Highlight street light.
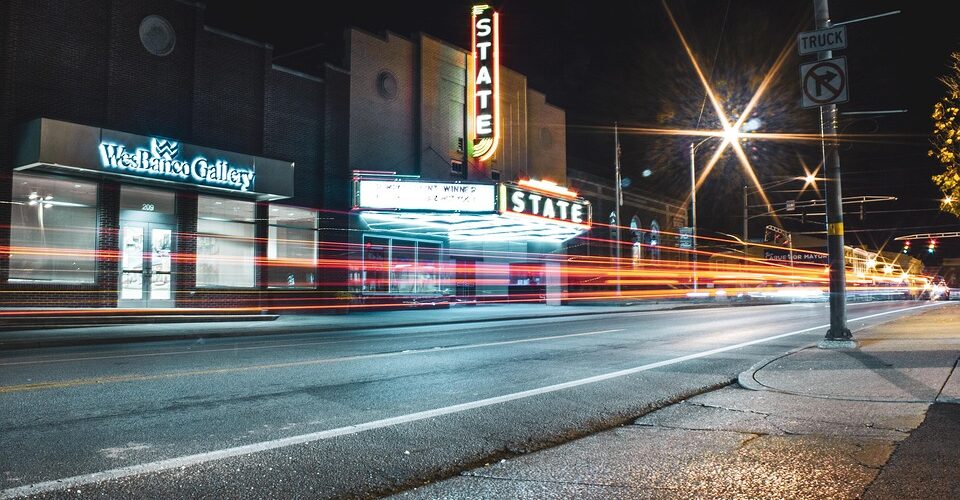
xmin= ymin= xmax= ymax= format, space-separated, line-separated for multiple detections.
xmin=614 ymin=123 xmax=622 ymax=297
xmin=689 ymin=138 xmax=713 ymax=291
xmin=689 ymin=132 xmax=739 ymax=290
xmin=688 ymin=115 xmax=762 ymax=291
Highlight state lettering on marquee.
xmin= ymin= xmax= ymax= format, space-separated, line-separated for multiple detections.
xmin=504 ymin=185 xmax=591 ymax=226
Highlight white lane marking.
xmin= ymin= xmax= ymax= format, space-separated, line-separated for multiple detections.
xmin=0 ymin=302 xmax=943 ymax=499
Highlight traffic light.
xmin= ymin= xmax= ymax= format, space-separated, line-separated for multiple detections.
xmin=903 ymin=240 xmax=911 ymax=253
xmin=928 ymin=239 xmax=937 ymax=254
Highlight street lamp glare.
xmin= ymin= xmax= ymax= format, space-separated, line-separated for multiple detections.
xmin=805 ymin=174 xmax=817 ymax=186
xmin=741 ymin=117 xmax=762 ymax=132
xmin=944 ymin=196 xmax=954 ymax=205
xmin=723 ymin=127 xmax=740 ymax=144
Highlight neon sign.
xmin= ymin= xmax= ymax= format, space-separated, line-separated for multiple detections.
xmin=99 ymin=137 xmax=255 ymax=192
xmin=504 ymin=184 xmax=590 ymax=226
xmin=471 ymin=4 xmax=499 ymax=161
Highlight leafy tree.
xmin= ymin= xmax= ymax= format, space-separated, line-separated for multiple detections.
xmin=930 ymin=52 xmax=960 ymax=217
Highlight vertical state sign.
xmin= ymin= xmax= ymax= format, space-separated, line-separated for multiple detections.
xmin=471 ymin=4 xmax=499 ymax=161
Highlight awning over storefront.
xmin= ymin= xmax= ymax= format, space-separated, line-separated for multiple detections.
xmin=353 ymin=176 xmax=591 ymax=242
xmin=14 ymin=118 xmax=294 ymax=200
xmin=360 ymin=211 xmax=589 ymax=241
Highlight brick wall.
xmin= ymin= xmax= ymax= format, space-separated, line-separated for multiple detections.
xmin=173 ymin=191 xmax=198 ymax=308
xmin=319 ymin=64 xmax=351 ymax=300
xmin=418 ymin=34 xmax=467 ymax=181
xmin=348 ymin=30 xmax=417 ymax=176
xmin=95 ymin=181 xmax=122 ymax=307
xmin=264 ymin=66 xmax=324 ymax=209
xmin=526 ymin=89 xmax=567 ymax=185
xmin=106 ymin=0 xmax=197 ymax=139
xmin=485 ymin=66 xmax=528 ymax=183
xmin=192 ymin=27 xmax=265 ymax=154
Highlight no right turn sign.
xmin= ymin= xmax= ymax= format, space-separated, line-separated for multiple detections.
xmin=800 ymin=56 xmax=849 ymax=108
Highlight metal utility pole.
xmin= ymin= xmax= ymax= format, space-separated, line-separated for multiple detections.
xmin=742 ymin=185 xmax=749 ymax=257
xmin=689 ymin=142 xmax=698 ymax=290
xmin=614 ymin=123 xmax=622 ymax=296
xmin=814 ymin=0 xmax=853 ymax=346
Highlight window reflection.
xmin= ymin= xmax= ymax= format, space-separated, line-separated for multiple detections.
xmin=9 ymin=173 xmax=97 ymax=283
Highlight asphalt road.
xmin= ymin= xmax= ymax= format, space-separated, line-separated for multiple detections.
xmin=0 ymin=300 xmax=941 ymax=499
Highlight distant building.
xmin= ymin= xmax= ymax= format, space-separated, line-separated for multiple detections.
xmin=566 ymin=164 xmax=688 ymax=265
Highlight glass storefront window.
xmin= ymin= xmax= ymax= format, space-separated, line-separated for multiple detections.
xmin=267 ymin=205 xmax=318 ymax=288
xmin=196 ymin=196 xmax=255 ymax=288
xmin=363 ymin=237 xmax=389 ymax=293
xmin=417 ymin=242 xmax=441 ymax=294
xmin=361 ymin=236 xmax=442 ymax=294
xmin=390 ymin=239 xmax=416 ymax=294
xmin=9 ymin=173 xmax=98 ymax=283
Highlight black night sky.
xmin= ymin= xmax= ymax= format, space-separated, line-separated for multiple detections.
xmin=204 ymin=0 xmax=960 ymax=262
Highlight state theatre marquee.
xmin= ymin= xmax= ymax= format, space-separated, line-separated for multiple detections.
xmin=352 ymin=177 xmax=592 ymax=242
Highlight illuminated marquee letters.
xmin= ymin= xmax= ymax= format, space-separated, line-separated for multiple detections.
xmin=506 ymin=186 xmax=588 ymax=225
xmin=99 ymin=138 xmax=255 ymax=192
xmin=356 ymin=179 xmax=497 ymax=212
xmin=471 ymin=4 xmax=499 ymax=161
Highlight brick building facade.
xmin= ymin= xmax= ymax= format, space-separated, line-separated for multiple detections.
xmin=0 ymin=0 xmax=329 ymax=310
xmin=0 ymin=1 xmax=682 ymax=311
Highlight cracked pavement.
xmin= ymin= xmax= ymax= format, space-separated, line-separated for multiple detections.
xmin=394 ymin=303 xmax=960 ymax=499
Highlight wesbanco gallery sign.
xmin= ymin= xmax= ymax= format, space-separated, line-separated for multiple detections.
xmin=99 ymin=137 xmax=256 ymax=192
xmin=13 ymin=118 xmax=294 ymax=200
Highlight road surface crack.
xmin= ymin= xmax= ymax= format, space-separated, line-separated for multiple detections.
xmin=460 ymin=472 xmax=681 ymax=492
xmin=686 ymin=400 xmax=772 ymax=417
xmin=683 ymin=401 xmax=908 ymax=434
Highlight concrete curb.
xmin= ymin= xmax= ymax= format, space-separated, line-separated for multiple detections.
xmin=737 ymin=344 xmax=813 ymax=392
xmin=736 ymin=305 xmax=949 ymax=395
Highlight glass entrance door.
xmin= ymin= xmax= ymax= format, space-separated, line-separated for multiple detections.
xmin=120 ymin=222 xmax=174 ymax=307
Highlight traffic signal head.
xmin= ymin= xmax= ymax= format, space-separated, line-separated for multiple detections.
xmin=928 ymin=240 xmax=937 ymax=253
xmin=903 ymin=240 xmax=911 ymax=253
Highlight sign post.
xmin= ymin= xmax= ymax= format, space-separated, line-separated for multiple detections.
xmin=808 ymin=0 xmax=854 ymax=347
xmin=678 ymin=227 xmax=693 ymax=249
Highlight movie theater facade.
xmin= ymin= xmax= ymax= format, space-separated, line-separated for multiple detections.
xmin=0 ymin=1 xmax=592 ymax=310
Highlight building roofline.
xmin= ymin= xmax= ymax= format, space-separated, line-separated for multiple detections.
xmin=417 ymin=32 xmax=468 ymax=55
xmin=203 ymin=25 xmax=273 ymax=50
xmin=271 ymin=64 xmax=324 ymax=83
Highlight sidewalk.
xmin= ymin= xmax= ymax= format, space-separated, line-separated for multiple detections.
xmin=0 ymin=299 xmax=773 ymax=350
xmin=396 ymin=303 xmax=960 ymax=499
